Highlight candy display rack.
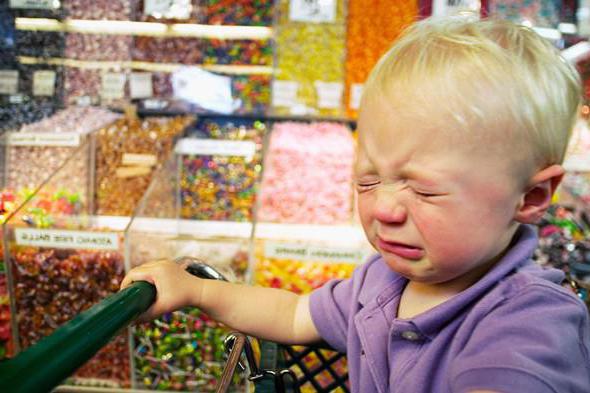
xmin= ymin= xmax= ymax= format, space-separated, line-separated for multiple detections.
xmin=125 ymin=149 xmax=253 ymax=391
xmin=4 ymin=144 xmax=133 ymax=388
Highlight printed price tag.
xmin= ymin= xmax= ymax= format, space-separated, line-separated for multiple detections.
xmin=144 ymin=0 xmax=172 ymax=14
xmin=265 ymin=242 xmax=364 ymax=264
xmin=130 ymin=72 xmax=153 ymax=99
xmin=314 ymin=81 xmax=343 ymax=109
xmin=289 ymin=0 xmax=336 ymax=23
xmin=0 ymin=70 xmax=18 ymax=95
xmin=5 ymin=132 xmax=80 ymax=147
xmin=175 ymin=138 xmax=256 ymax=158
xmin=33 ymin=70 xmax=56 ymax=97
xmin=101 ymin=72 xmax=126 ymax=100
xmin=272 ymin=80 xmax=299 ymax=108
xmin=8 ymin=94 xmax=25 ymax=104
xmin=122 ymin=153 xmax=157 ymax=167
xmin=350 ymin=83 xmax=363 ymax=110
xmin=76 ymin=96 xmax=92 ymax=106
xmin=15 ymin=228 xmax=119 ymax=251
xmin=9 ymin=0 xmax=57 ymax=9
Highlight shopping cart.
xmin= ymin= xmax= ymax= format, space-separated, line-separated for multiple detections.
xmin=0 ymin=258 xmax=349 ymax=393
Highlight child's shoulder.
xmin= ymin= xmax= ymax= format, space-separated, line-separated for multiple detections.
xmin=480 ymin=263 xmax=588 ymax=321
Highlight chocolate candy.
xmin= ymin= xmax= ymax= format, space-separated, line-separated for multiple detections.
xmin=65 ymin=34 xmax=132 ymax=62
xmin=63 ymin=0 xmax=132 ymax=20
xmin=64 ymin=67 xmax=102 ymax=105
xmin=179 ymin=118 xmax=265 ymax=221
xmin=10 ymin=246 xmax=130 ymax=385
xmin=95 ymin=115 xmax=193 ymax=216
xmin=345 ymin=0 xmax=418 ymax=117
xmin=258 ymin=121 xmax=355 ymax=224
xmin=15 ymin=30 xmax=65 ymax=59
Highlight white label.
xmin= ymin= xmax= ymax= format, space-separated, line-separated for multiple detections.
xmin=9 ymin=0 xmax=57 ymax=9
xmin=33 ymin=70 xmax=56 ymax=97
xmin=265 ymin=242 xmax=363 ymax=264
xmin=350 ymin=83 xmax=363 ymax=110
xmin=432 ymin=0 xmax=481 ymax=17
xmin=144 ymin=0 xmax=172 ymax=14
xmin=272 ymin=80 xmax=298 ymax=108
xmin=5 ymin=132 xmax=80 ymax=147
xmin=314 ymin=81 xmax=343 ymax=109
xmin=101 ymin=73 xmax=126 ymax=100
xmin=289 ymin=0 xmax=336 ymax=23
xmin=143 ymin=99 xmax=168 ymax=110
xmin=130 ymin=72 xmax=153 ymax=99
xmin=15 ymin=228 xmax=119 ymax=251
xmin=9 ymin=94 xmax=25 ymax=104
xmin=76 ymin=96 xmax=92 ymax=106
xmin=122 ymin=153 xmax=157 ymax=166
xmin=175 ymin=138 xmax=256 ymax=158
xmin=0 ymin=70 xmax=18 ymax=95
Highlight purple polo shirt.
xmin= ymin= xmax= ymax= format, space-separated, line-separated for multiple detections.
xmin=310 ymin=225 xmax=590 ymax=392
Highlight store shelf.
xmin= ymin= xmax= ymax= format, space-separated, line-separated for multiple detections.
xmin=15 ymin=18 xmax=273 ymax=40
xmin=17 ymin=56 xmax=273 ymax=75
xmin=256 ymin=222 xmax=367 ymax=244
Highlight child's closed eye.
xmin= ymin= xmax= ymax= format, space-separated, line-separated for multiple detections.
xmin=356 ymin=181 xmax=380 ymax=192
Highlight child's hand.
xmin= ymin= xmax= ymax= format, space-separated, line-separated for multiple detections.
xmin=120 ymin=259 xmax=201 ymax=321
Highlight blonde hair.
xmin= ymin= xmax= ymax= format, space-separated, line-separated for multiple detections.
xmin=363 ymin=16 xmax=582 ymax=169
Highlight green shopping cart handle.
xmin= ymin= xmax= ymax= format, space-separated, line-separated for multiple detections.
xmin=0 ymin=281 xmax=156 ymax=393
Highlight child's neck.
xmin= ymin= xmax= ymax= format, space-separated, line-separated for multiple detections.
xmin=397 ymin=259 xmax=499 ymax=319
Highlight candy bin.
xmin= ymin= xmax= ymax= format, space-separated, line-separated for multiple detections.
xmin=0 ymin=107 xmax=120 ymax=362
xmin=488 ymin=0 xmax=561 ymax=28
xmin=258 ymin=121 xmax=355 ymax=224
xmin=273 ymin=0 xmax=347 ymax=117
xmin=94 ymin=112 xmax=193 ymax=216
xmin=178 ymin=116 xmax=266 ymax=222
xmin=253 ymin=224 xmax=372 ymax=392
xmin=4 ymin=142 xmax=133 ymax=388
xmin=344 ymin=0 xmax=418 ymax=118
xmin=125 ymin=153 xmax=251 ymax=391
xmin=534 ymin=172 xmax=590 ymax=310
xmin=202 ymin=0 xmax=274 ymax=26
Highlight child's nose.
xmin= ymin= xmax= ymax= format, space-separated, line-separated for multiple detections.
xmin=373 ymin=189 xmax=408 ymax=224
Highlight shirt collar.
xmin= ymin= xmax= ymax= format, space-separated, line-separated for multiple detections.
xmin=412 ymin=224 xmax=539 ymax=339
xmin=358 ymin=224 xmax=539 ymax=338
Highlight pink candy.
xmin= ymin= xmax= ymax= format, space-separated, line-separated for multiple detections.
xmin=259 ymin=122 xmax=355 ymax=224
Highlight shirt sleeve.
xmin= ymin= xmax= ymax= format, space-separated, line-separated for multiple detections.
xmin=451 ymin=284 xmax=590 ymax=393
xmin=308 ymin=256 xmax=382 ymax=353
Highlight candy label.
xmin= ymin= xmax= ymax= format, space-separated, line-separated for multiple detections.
xmin=350 ymin=83 xmax=363 ymax=110
xmin=272 ymin=80 xmax=299 ymax=108
xmin=130 ymin=72 xmax=153 ymax=99
xmin=15 ymin=229 xmax=119 ymax=251
xmin=289 ymin=0 xmax=337 ymax=23
xmin=175 ymin=138 xmax=256 ymax=158
xmin=76 ymin=96 xmax=92 ymax=106
xmin=8 ymin=94 xmax=25 ymax=104
xmin=33 ymin=70 xmax=56 ymax=97
xmin=9 ymin=0 xmax=57 ymax=9
xmin=101 ymin=73 xmax=126 ymax=100
xmin=122 ymin=153 xmax=157 ymax=167
xmin=265 ymin=242 xmax=364 ymax=264
xmin=144 ymin=0 xmax=191 ymax=19
xmin=4 ymin=132 xmax=80 ymax=147
xmin=315 ymin=81 xmax=343 ymax=109
xmin=0 ymin=70 xmax=18 ymax=95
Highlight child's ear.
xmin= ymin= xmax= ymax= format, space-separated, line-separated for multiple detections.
xmin=514 ymin=164 xmax=564 ymax=224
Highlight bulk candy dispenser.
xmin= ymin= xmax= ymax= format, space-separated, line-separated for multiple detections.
xmin=4 ymin=143 xmax=132 ymax=387
xmin=272 ymin=0 xmax=347 ymax=117
xmin=125 ymin=149 xmax=252 ymax=391
xmin=253 ymin=221 xmax=372 ymax=392
xmin=258 ymin=120 xmax=355 ymax=225
xmin=94 ymin=112 xmax=193 ymax=216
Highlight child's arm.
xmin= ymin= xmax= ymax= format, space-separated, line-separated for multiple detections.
xmin=120 ymin=259 xmax=321 ymax=345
